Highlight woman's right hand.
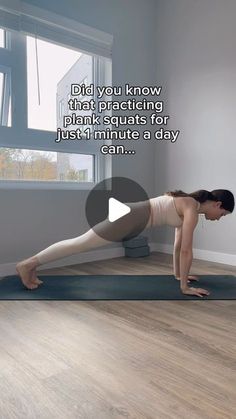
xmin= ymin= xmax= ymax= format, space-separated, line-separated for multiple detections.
xmin=181 ymin=287 xmax=210 ymax=298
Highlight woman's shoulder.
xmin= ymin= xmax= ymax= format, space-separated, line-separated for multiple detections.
xmin=176 ymin=196 xmax=198 ymax=206
xmin=173 ymin=196 xmax=200 ymax=217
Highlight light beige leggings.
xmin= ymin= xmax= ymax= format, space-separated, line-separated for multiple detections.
xmin=35 ymin=201 xmax=151 ymax=265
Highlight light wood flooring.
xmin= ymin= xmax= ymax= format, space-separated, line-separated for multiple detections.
xmin=0 ymin=252 xmax=235 ymax=419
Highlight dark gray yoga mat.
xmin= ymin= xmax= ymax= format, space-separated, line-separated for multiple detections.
xmin=0 ymin=274 xmax=236 ymax=300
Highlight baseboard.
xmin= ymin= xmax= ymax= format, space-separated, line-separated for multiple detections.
xmin=0 ymin=245 xmax=125 ymax=278
xmin=151 ymin=243 xmax=236 ymax=266
xmin=1 ymin=241 xmax=235 ymax=278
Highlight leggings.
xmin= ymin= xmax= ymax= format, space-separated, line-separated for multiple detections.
xmin=35 ymin=200 xmax=152 ymax=265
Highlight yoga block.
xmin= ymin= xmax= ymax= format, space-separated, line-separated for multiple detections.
xmin=122 ymin=236 xmax=148 ymax=249
xmin=125 ymin=245 xmax=150 ymax=258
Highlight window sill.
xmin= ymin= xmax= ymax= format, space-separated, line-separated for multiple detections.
xmin=0 ymin=180 xmax=96 ymax=190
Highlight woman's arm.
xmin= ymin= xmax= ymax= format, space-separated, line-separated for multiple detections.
xmin=174 ymin=226 xmax=200 ymax=282
xmin=179 ymin=209 xmax=196 ymax=290
xmin=173 ymin=227 xmax=182 ymax=278
xmin=179 ymin=208 xmax=210 ymax=297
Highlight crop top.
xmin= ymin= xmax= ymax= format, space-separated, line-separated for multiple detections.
xmin=149 ymin=195 xmax=184 ymax=227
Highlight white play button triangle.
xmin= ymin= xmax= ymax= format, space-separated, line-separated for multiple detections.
xmin=86 ymin=176 xmax=150 ymax=241
xmin=108 ymin=197 xmax=131 ymax=222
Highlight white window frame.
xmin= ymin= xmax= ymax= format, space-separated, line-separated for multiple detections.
xmin=0 ymin=64 xmax=10 ymax=124
xmin=0 ymin=0 xmax=113 ymax=190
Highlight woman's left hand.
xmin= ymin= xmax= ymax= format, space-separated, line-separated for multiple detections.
xmin=176 ymin=275 xmax=200 ymax=282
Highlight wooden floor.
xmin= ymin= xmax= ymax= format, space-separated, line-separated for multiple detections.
xmin=0 ymin=252 xmax=235 ymax=418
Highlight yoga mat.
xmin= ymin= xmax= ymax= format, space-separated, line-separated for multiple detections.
xmin=0 ymin=274 xmax=236 ymax=300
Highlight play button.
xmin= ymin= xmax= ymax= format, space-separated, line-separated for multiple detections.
xmin=108 ymin=198 xmax=131 ymax=222
xmin=85 ymin=176 xmax=151 ymax=242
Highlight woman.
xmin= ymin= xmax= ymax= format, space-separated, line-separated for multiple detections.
xmin=16 ymin=189 xmax=234 ymax=297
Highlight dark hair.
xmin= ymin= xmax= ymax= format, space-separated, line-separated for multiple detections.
xmin=164 ymin=189 xmax=235 ymax=212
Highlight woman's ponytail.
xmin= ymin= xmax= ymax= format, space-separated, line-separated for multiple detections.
xmin=165 ymin=189 xmax=216 ymax=203
xmin=164 ymin=188 xmax=235 ymax=212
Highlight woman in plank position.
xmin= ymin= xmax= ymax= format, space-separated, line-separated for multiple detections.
xmin=16 ymin=189 xmax=234 ymax=297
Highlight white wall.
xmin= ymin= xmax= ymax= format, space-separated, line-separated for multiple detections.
xmin=0 ymin=0 xmax=157 ymax=268
xmin=154 ymin=0 xmax=236 ymax=260
xmin=1 ymin=0 xmax=235 ymax=272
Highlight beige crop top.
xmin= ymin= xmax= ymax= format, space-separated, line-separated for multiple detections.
xmin=149 ymin=195 xmax=184 ymax=227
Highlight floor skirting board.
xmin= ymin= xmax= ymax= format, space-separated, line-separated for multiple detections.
xmin=0 ymin=246 xmax=124 ymax=277
xmin=0 ymin=242 xmax=235 ymax=277
xmin=152 ymin=243 xmax=236 ymax=267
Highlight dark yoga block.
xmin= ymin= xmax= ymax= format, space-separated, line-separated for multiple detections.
xmin=122 ymin=235 xmax=148 ymax=249
xmin=125 ymin=245 xmax=150 ymax=258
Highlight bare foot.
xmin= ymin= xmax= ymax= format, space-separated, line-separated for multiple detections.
xmin=32 ymin=269 xmax=43 ymax=286
xmin=16 ymin=259 xmax=42 ymax=290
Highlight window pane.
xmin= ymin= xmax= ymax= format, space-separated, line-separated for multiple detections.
xmin=0 ymin=72 xmax=11 ymax=126
xmin=0 ymin=148 xmax=94 ymax=182
xmin=7 ymin=95 xmax=12 ymax=126
xmin=27 ymin=36 xmax=94 ymax=132
xmin=0 ymin=29 xmax=5 ymax=48
xmin=0 ymin=73 xmax=3 ymax=114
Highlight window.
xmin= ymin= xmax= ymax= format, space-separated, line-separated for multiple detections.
xmin=27 ymin=36 xmax=84 ymax=132
xmin=0 ymin=147 xmax=94 ymax=182
xmin=0 ymin=28 xmax=5 ymax=48
xmin=0 ymin=2 xmax=112 ymax=189
xmin=0 ymin=72 xmax=4 ymax=114
xmin=0 ymin=69 xmax=11 ymax=126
